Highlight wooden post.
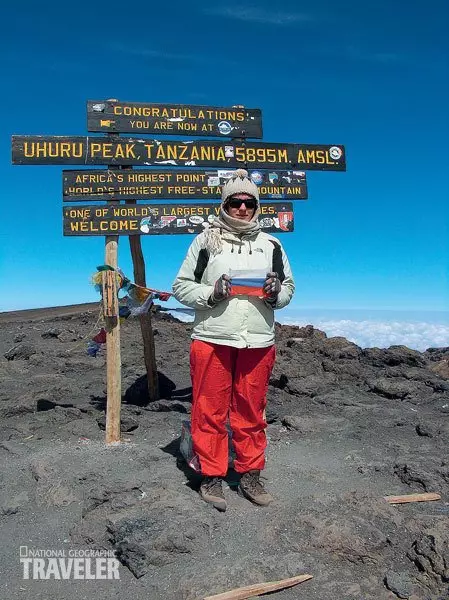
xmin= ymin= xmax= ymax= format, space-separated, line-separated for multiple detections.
xmin=104 ymin=234 xmax=121 ymax=443
xmin=104 ymin=114 xmax=122 ymax=443
xmin=127 ymin=190 xmax=159 ymax=401
xmin=101 ymin=270 xmax=118 ymax=317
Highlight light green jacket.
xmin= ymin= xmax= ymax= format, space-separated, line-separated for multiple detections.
xmin=172 ymin=230 xmax=295 ymax=348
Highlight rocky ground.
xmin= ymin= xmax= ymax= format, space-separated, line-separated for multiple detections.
xmin=0 ymin=303 xmax=448 ymax=600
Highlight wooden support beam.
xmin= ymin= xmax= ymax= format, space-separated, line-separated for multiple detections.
xmin=203 ymin=574 xmax=313 ymax=600
xmin=127 ymin=190 xmax=159 ymax=402
xmin=101 ymin=270 xmax=118 ymax=317
xmin=384 ymin=493 xmax=441 ymax=504
xmin=104 ymin=236 xmax=121 ymax=444
xmin=104 ymin=123 xmax=122 ymax=445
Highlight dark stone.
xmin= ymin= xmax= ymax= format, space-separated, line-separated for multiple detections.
xmin=53 ymin=406 xmax=83 ymax=421
xmin=265 ymin=407 xmax=279 ymax=423
xmin=285 ymin=374 xmax=336 ymax=397
xmin=321 ymin=357 xmax=365 ymax=379
xmin=408 ymin=533 xmax=449 ymax=588
xmin=394 ymin=464 xmax=432 ymax=492
xmin=108 ymin=513 xmax=210 ymax=578
xmin=313 ymin=388 xmax=366 ymax=407
xmin=282 ymin=415 xmax=302 ymax=430
xmin=267 ymin=387 xmax=291 ymax=405
xmin=362 ymin=346 xmax=426 ymax=368
xmin=424 ymin=347 xmax=449 ymax=362
xmin=57 ymin=332 xmax=79 ymax=343
xmin=13 ymin=333 xmax=26 ymax=342
xmin=320 ymin=336 xmax=361 ymax=360
xmin=416 ymin=423 xmax=434 ymax=437
xmin=367 ymin=378 xmax=417 ymax=399
xmin=1 ymin=492 xmax=29 ymax=516
xmin=267 ymin=425 xmax=283 ymax=441
xmin=41 ymin=328 xmax=62 ymax=339
xmin=270 ymin=373 xmax=289 ymax=389
xmin=429 ymin=360 xmax=449 ymax=380
xmin=384 ymin=571 xmax=413 ymax=598
xmin=0 ymin=441 xmax=23 ymax=455
xmin=289 ymin=325 xmax=327 ymax=340
xmin=4 ymin=344 xmax=36 ymax=361
xmin=0 ymin=395 xmax=34 ymax=418
xmin=145 ymin=400 xmax=189 ymax=413
xmin=286 ymin=337 xmax=306 ymax=347
xmin=36 ymin=399 xmax=75 ymax=412
xmin=394 ymin=367 xmax=449 ymax=391
xmin=275 ymin=352 xmax=322 ymax=379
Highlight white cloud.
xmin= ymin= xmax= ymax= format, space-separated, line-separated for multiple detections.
xmin=203 ymin=7 xmax=313 ymax=25
xmin=281 ymin=317 xmax=449 ymax=351
xmin=167 ymin=309 xmax=194 ymax=323
xmin=166 ymin=309 xmax=448 ymax=351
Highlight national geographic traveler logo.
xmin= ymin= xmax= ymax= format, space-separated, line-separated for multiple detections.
xmin=19 ymin=546 xmax=120 ymax=580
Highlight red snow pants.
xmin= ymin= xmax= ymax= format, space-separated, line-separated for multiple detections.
xmin=190 ymin=339 xmax=276 ymax=476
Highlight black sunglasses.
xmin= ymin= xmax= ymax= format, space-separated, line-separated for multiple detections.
xmin=227 ymin=198 xmax=256 ymax=209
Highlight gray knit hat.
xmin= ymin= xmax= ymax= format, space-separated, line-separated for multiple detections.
xmin=221 ymin=169 xmax=260 ymax=204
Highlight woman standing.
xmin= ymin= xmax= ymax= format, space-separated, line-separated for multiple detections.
xmin=173 ymin=169 xmax=295 ymax=511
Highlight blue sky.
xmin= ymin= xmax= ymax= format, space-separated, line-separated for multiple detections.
xmin=1 ymin=0 xmax=448 ymax=321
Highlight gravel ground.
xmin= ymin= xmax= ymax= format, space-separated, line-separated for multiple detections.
xmin=0 ymin=304 xmax=448 ymax=600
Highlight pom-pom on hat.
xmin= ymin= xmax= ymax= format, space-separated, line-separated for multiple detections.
xmin=221 ymin=169 xmax=260 ymax=204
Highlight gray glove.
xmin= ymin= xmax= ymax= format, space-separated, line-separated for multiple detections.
xmin=263 ymin=271 xmax=281 ymax=302
xmin=210 ymin=274 xmax=231 ymax=304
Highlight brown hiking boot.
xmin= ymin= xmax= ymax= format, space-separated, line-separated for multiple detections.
xmin=199 ymin=477 xmax=227 ymax=512
xmin=239 ymin=470 xmax=273 ymax=506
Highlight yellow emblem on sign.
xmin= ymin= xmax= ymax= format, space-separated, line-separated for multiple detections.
xmin=100 ymin=119 xmax=115 ymax=127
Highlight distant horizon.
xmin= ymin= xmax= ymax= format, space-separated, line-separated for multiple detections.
xmin=167 ymin=305 xmax=449 ymax=351
xmin=2 ymin=300 xmax=449 ymax=317
xmin=2 ymin=300 xmax=447 ymax=351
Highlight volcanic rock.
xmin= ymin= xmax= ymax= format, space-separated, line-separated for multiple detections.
xmin=0 ymin=305 xmax=448 ymax=600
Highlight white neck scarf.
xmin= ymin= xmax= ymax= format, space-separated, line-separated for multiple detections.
xmin=202 ymin=204 xmax=261 ymax=255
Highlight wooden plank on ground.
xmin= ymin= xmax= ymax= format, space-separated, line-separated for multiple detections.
xmin=203 ymin=573 xmax=313 ymax=600
xmin=384 ymin=493 xmax=441 ymax=504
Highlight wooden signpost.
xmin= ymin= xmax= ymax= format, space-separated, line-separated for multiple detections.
xmin=11 ymin=99 xmax=346 ymax=444
xmin=103 ymin=220 xmax=121 ymax=443
xmin=87 ymin=100 xmax=263 ymax=138
xmin=63 ymin=169 xmax=308 ymax=201
xmin=12 ymin=136 xmax=346 ymax=170
xmin=63 ymin=202 xmax=295 ymax=236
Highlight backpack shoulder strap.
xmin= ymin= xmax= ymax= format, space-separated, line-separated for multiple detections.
xmin=194 ymin=248 xmax=210 ymax=283
xmin=268 ymin=239 xmax=285 ymax=283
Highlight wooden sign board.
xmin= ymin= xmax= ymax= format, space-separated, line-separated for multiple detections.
xmin=13 ymin=136 xmax=346 ymax=171
xmin=63 ymin=202 xmax=294 ymax=236
xmin=63 ymin=169 xmax=308 ymax=201
xmin=87 ymin=101 xmax=263 ymax=138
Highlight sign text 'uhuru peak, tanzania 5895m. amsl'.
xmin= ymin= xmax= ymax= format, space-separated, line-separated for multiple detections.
xmin=12 ymin=136 xmax=346 ymax=171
